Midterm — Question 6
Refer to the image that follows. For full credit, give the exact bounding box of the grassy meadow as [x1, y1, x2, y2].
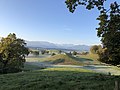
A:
[0, 66, 120, 90]
[1, 52, 120, 90]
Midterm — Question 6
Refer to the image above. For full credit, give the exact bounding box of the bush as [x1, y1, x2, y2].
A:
[72, 51, 77, 55]
[0, 67, 22, 74]
[51, 53, 56, 56]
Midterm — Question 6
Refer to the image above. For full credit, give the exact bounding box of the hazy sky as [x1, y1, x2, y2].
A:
[0, 0, 118, 45]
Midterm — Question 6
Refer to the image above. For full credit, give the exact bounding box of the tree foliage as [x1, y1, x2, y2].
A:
[96, 2, 120, 65]
[41, 50, 47, 55]
[65, 0, 106, 13]
[30, 50, 39, 56]
[65, 0, 120, 65]
[51, 53, 56, 56]
[90, 45, 102, 54]
[73, 51, 77, 55]
[0, 33, 29, 73]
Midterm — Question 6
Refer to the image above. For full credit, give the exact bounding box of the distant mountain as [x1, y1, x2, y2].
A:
[26, 41, 90, 51]
[69, 45, 90, 51]
[26, 41, 58, 48]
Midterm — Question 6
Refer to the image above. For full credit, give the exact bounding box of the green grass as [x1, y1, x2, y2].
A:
[42, 67, 93, 72]
[26, 57, 43, 62]
[78, 53, 99, 60]
[0, 67, 119, 90]
[41, 54, 86, 65]
[22, 63, 45, 71]
[26, 53, 101, 65]
[77, 53, 101, 65]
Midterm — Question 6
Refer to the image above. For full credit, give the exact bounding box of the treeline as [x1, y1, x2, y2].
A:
[30, 50, 49, 55]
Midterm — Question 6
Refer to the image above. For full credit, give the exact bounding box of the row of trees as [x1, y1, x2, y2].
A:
[30, 50, 55, 55]
[0, 33, 29, 74]
[65, 0, 120, 65]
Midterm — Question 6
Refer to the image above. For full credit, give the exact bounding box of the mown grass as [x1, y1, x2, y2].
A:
[0, 67, 119, 90]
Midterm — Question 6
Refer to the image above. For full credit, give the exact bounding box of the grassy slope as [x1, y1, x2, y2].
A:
[1, 54, 120, 90]
[0, 67, 119, 90]
[78, 53, 99, 60]
[78, 54, 101, 65]
[41, 54, 86, 65]
[26, 53, 100, 65]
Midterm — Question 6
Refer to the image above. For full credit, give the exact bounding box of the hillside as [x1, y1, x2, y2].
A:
[41, 54, 87, 65]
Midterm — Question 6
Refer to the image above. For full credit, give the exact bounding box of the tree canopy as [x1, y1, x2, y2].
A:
[90, 45, 102, 54]
[65, 0, 120, 65]
[65, 0, 106, 13]
[0, 33, 29, 73]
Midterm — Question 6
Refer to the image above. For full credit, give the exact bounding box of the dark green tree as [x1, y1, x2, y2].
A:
[90, 45, 102, 54]
[65, 0, 106, 13]
[0, 33, 29, 73]
[97, 2, 120, 65]
[45, 50, 49, 54]
[58, 50, 62, 54]
[51, 53, 56, 56]
[41, 50, 46, 55]
[65, 0, 120, 65]
[32, 51, 39, 56]
[73, 51, 77, 55]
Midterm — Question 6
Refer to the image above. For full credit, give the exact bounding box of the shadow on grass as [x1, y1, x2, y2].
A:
[69, 55, 94, 64]
[42, 59, 65, 64]
[83, 65, 111, 69]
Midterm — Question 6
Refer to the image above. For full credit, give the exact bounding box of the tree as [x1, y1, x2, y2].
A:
[32, 51, 39, 56]
[41, 50, 46, 55]
[97, 2, 120, 65]
[72, 51, 77, 55]
[51, 53, 56, 56]
[45, 50, 49, 54]
[0, 33, 29, 73]
[65, 0, 120, 65]
[65, 0, 106, 13]
[90, 45, 102, 54]
[58, 50, 62, 54]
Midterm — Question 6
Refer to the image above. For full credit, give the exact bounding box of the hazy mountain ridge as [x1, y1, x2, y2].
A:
[26, 41, 90, 51]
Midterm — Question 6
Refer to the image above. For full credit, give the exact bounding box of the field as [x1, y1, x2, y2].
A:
[1, 53, 120, 90]
[0, 67, 120, 90]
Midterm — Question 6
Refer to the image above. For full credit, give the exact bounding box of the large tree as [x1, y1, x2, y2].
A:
[0, 33, 29, 73]
[65, 0, 120, 65]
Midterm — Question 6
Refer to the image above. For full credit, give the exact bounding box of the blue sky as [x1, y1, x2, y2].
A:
[0, 0, 118, 45]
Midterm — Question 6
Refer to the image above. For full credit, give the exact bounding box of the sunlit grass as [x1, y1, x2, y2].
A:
[0, 67, 119, 90]
[42, 67, 93, 73]
[78, 53, 99, 60]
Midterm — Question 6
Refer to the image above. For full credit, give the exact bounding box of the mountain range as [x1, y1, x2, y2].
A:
[26, 41, 90, 51]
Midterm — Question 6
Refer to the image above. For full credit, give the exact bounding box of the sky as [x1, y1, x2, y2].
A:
[0, 0, 119, 45]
